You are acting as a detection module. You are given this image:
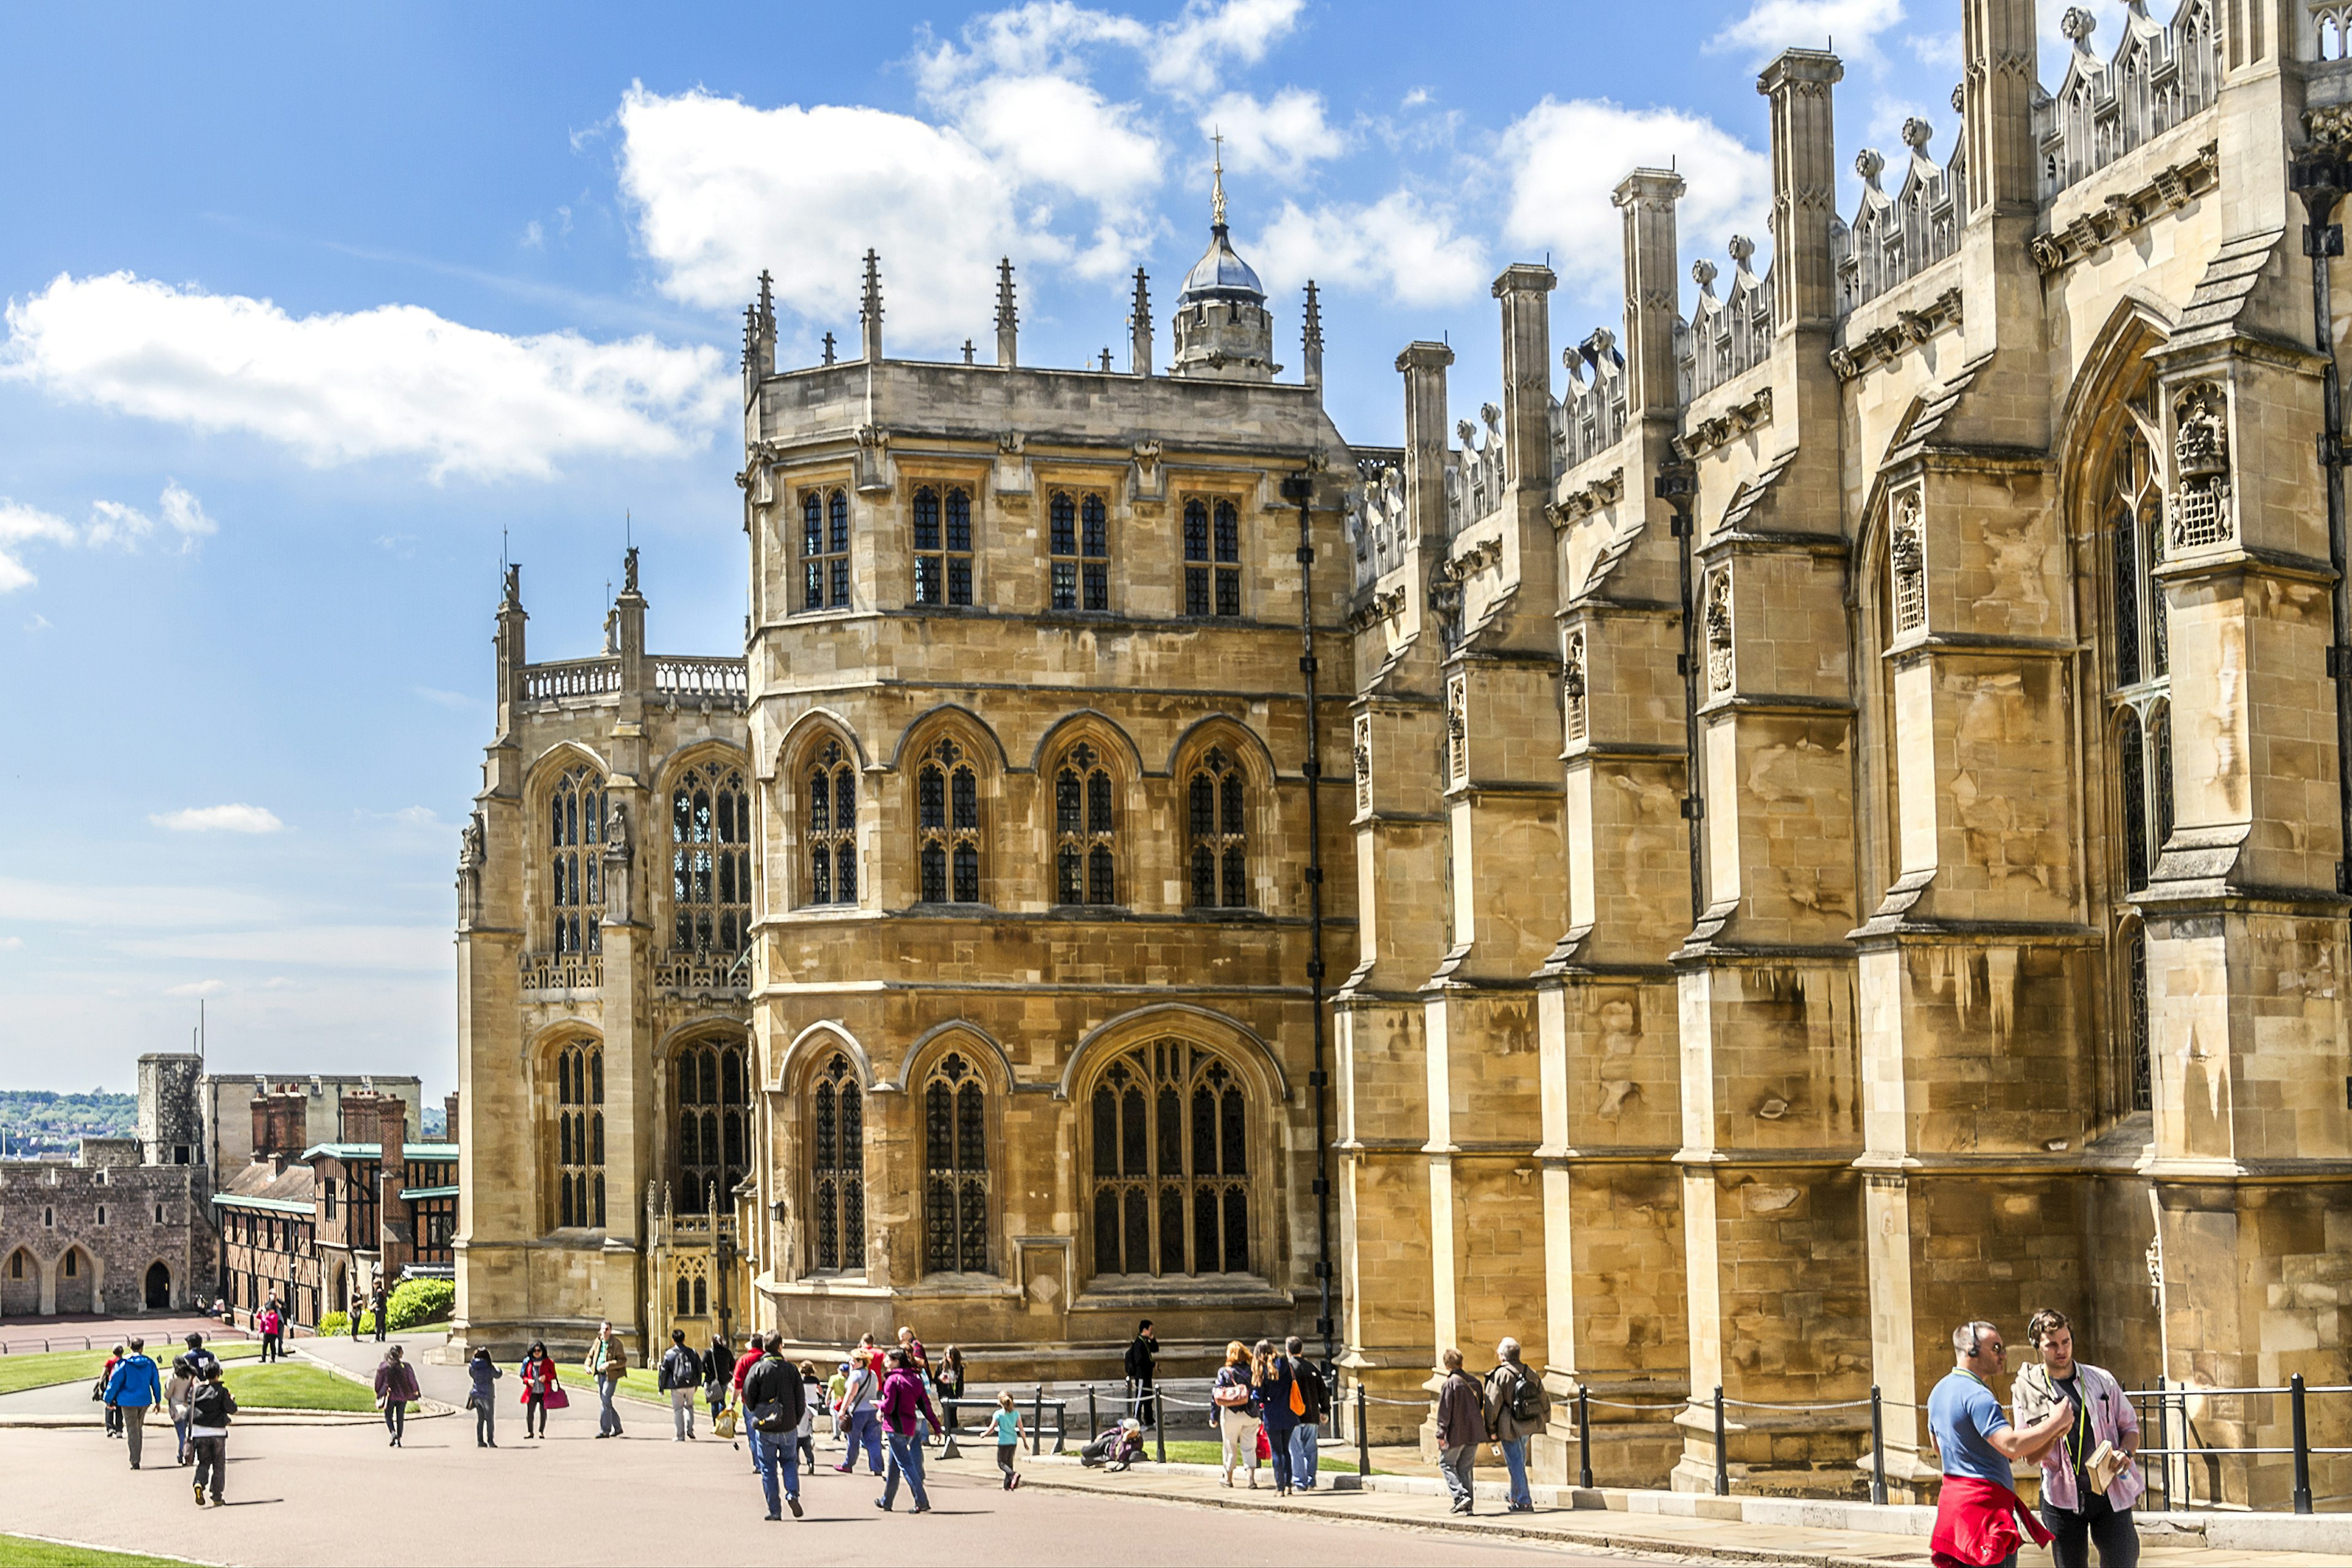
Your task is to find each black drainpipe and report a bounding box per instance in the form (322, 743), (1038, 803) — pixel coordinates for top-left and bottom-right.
(1657, 457), (1705, 924)
(2290, 140), (2352, 906)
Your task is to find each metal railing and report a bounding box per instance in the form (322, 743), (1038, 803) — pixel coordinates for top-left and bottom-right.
(2129, 1375), (2352, 1515)
(1, 1329), (258, 1355)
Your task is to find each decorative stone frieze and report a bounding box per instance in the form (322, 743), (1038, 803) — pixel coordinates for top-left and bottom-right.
(2169, 380), (2233, 549)
(1829, 287), (1963, 381)
(1673, 386), (1774, 460)
(1890, 489), (1927, 635)
(1562, 631), (1589, 744)
(1702, 568), (1735, 693)
(2026, 142), (2220, 275)
(1547, 467), (1624, 527)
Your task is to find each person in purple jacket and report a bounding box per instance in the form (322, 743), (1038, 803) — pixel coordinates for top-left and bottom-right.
(873, 1348), (943, 1515)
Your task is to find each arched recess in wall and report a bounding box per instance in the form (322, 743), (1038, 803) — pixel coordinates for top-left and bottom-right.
(530, 1023), (608, 1232)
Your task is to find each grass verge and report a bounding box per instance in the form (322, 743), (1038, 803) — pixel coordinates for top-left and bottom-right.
(0, 1535), (201, 1568)
(218, 1363), (378, 1413)
(0, 1343), (260, 1399)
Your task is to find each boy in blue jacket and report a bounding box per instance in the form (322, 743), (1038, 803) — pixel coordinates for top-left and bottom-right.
(103, 1336), (164, 1470)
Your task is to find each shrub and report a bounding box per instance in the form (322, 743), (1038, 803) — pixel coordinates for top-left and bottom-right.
(385, 1278), (454, 1332)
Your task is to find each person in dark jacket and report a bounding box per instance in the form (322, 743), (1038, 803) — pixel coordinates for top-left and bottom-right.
(467, 1348), (502, 1448)
(1284, 1335), (1330, 1491)
(1261, 1338), (1301, 1497)
(704, 1335), (732, 1434)
(660, 1327), (704, 1441)
(741, 1337), (808, 1521)
(1434, 1348), (1487, 1515)
(374, 1344), (421, 1448)
(1123, 1319), (1158, 1425)
(369, 1280), (388, 1342)
(1482, 1336), (1550, 1513)
(187, 1364), (237, 1507)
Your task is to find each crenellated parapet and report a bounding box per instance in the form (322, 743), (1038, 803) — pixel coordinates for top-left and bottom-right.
(2035, 1), (2222, 200)
(1838, 117), (1966, 312)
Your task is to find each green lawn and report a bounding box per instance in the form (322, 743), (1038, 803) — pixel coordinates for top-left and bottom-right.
(217, 1363), (377, 1412)
(0, 1535), (203, 1568)
(0, 1343), (261, 1398)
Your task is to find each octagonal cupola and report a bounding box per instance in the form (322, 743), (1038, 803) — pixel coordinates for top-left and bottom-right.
(1170, 140), (1277, 382)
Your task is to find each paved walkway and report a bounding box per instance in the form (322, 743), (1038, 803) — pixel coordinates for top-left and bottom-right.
(0, 1417), (1612, 1567)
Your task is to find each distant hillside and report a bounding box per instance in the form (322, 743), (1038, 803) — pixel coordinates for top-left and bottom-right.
(420, 1103), (446, 1138)
(0, 1090), (138, 1158)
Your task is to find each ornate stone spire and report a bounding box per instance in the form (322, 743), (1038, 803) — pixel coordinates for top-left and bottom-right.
(1302, 279), (1323, 392)
(1129, 268), (1153, 376)
(995, 257), (1019, 368)
(1212, 130), (1227, 227)
(859, 249), (883, 362)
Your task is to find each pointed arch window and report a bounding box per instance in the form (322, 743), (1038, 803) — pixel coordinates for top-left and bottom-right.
(2113, 422), (2168, 689)
(1088, 1039), (1252, 1278)
(672, 763), (750, 957)
(676, 1039), (748, 1214)
(549, 766), (605, 956)
(802, 488), (851, 611)
(554, 1039), (605, 1230)
(1050, 491), (1109, 611)
(1183, 497), (1242, 616)
(1054, 742), (1116, 905)
(804, 739), (858, 907)
(1186, 747), (1249, 909)
(2106, 401), (2173, 1118)
(913, 485), (974, 607)
(809, 1053), (865, 1274)
(916, 738), (982, 904)
(921, 1052), (990, 1274)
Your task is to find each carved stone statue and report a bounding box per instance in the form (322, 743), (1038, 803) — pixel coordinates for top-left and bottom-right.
(605, 798), (630, 856)
(623, 545), (640, 594)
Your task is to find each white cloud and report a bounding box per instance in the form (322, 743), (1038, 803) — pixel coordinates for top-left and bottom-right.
(2, 272), (728, 481)
(1708, 0), (1905, 63)
(960, 75), (1163, 208)
(521, 219), (546, 250)
(0, 497), (74, 592)
(85, 498), (152, 549)
(1499, 98), (1771, 311)
(165, 979), (228, 997)
(161, 483), (216, 545)
(1151, 0), (1305, 96)
(151, 804), (285, 834)
(1204, 89), (1344, 180)
(1253, 191), (1488, 307)
(0, 935), (23, 951)
(619, 86), (1041, 345)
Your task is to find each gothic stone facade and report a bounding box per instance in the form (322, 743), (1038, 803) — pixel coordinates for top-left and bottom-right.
(1339, 0), (2352, 1507)
(0, 1054), (211, 1316)
(454, 0), (2352, 1510)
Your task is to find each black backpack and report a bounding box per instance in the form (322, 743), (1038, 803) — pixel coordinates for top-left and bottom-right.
(1506, 1366), (1541, 1423)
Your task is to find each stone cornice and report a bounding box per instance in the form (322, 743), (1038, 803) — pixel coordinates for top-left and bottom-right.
(1547, 466), (1625, 528)
(1672, 385), (1774, 461)
(1830, 287), (1962, 382)
(2027, 141), (2220, 277)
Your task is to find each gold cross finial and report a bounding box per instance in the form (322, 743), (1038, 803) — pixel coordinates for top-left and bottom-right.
(1211, 129), (1227, 227)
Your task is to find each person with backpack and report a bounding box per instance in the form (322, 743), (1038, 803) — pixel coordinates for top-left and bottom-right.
(704, 1334), (733, 1439)
(187, 1362), (237, 1507)
(796, 1360), (822, 1472)
(169, 1333), (222, 1464)
(1211, 1339), (1265, 1489)
(96, 1344), (124, 1439)
(467, 1347), (503, 1448)
(1434, 1348), (1487, 1515)
(1123, 1319), (1158, 1426)
(742, 1334), (808, 1521)
(659, 1327), (703, 1441)
(102, 1336), (164, 1470)
(1482, 1336), (1550, 1513)
(1261, 1338), (1302, 1497)
(1283, 1336), (1330, 1490)
(832, 1347), (884, 1476)
(374, 1343), (421, 1448)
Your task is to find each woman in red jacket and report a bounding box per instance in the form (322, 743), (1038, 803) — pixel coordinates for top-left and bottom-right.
(518, 1340), (565, 1439)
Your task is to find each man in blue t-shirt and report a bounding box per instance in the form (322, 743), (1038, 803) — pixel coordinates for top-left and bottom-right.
(1928, 1320), (2073, 1567)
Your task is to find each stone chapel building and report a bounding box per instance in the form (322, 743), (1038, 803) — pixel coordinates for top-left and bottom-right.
(456, 0), (2352, 1506)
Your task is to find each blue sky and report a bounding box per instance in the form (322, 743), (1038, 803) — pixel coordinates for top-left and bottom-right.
(0, 0), (2130, 1099)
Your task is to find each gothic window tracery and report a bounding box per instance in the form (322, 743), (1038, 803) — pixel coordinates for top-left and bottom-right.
(809, 1053), (865, 1273)
(549, 765), (604, 956)
(1186, 747), (1249, 909)
(1053, 742), (1117, 905)
(554, 1039), (605, 1229)
(921, 1052), (990, 1275)
(802, 488), (851, 611)
(912, 484), (974, 607)
(2105, 398), (2173, 1115)
(804, 740), (858, 907)
(671, 763), (750, 957)
(1087, 1039), (1253, 1279)
(674, 1039), (748, 1214)
(916, 738), (982, 904)
(1183, 497), (1242, 616)
(1050, 491), (1110, 611)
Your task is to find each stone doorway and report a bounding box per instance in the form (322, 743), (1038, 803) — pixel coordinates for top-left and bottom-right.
(145, 1262), (172, 1310)
(53, 1247), (92, 1313)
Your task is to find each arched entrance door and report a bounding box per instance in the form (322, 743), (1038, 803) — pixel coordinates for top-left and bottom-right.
(145, 1262), (171, 1310)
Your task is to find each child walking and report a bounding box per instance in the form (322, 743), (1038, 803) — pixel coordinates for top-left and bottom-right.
(992, 1390), (1025, 1490)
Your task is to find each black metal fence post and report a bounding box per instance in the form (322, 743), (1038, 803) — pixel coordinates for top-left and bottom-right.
(1869, 1385), (1888, 1506)
(1577, 1385), (1594, 1490)
(2291, 1373), (2313, 1515)
(1713, 1385), (1728, 1497)
(1355, 1381), (1371, 1479)
(1155, 1387), (1167, 1464)
(941, 1397), (960, 1460)
(2151, 1383), (2170, 1511)
(1031, 1386), (1043, 1457)
(1088, 1385), (1099, 1441)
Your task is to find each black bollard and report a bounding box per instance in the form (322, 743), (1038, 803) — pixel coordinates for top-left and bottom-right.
(1355, 1381), (1371, 1480)
(1577, 1385), (1593, 1490)
(1713, 1385), (1728, 1497)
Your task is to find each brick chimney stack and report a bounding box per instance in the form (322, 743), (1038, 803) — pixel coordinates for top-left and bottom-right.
(443, 1092), (461, 1142)
(376, 1096), (412, 1277)
(340, 1091), (385, 1144)
(249, 1088), (307, 1168)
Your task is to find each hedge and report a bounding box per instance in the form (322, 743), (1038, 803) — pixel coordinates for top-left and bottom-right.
(315, 1279), (453, 1338)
